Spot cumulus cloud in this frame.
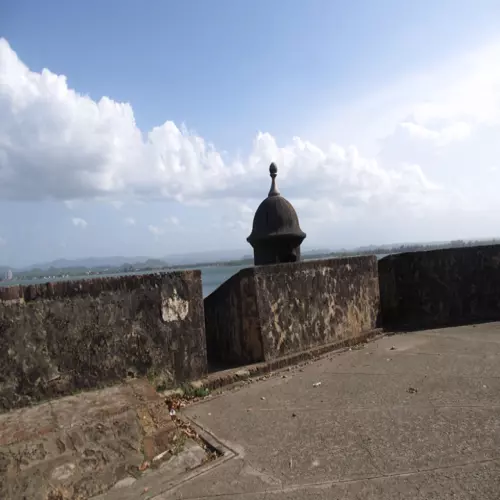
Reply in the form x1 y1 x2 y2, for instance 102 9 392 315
71 217 88 228
0 38 443 207
1 36 500 233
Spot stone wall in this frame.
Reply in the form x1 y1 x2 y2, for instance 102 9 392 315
0 271 206 412
205 256 380 366
378 244 500 330
204 268 262 367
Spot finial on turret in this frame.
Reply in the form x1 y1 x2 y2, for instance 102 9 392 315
268 162 280 197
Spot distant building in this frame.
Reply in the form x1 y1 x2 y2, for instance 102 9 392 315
4 269 13 281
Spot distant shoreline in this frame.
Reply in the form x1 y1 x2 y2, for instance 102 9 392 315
1 238 499 286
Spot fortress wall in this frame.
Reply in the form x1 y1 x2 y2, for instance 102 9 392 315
204 256 380 365
0 271 206 412
255 256 380 360
4 243 500 412
378 244 500 330
204 268 263 367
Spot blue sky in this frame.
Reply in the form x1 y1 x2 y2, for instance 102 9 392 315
1 0 500 266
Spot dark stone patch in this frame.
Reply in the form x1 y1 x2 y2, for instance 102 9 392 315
378 244 500 330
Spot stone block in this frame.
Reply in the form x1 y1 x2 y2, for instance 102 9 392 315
378 244 500 330
0 270 207 412
204 256 380 365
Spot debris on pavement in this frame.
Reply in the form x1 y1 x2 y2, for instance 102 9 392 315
164 386 210 414
313 382 322 388
235 369 250 379
164 396 222 461
351 343 366 351
138 461 150 472
176 419 198 439
390 346 396 350
153 450 169 463
260 396 266 401
407 387 418 394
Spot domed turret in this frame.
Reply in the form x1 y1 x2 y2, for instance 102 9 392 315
247 163 306 265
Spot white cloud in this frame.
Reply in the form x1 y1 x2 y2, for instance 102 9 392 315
0 38 443 209
124 217 136 226
71 217 88 228
148 225 164 236
165 216 180 226
398 121 472 146
1 36 500 240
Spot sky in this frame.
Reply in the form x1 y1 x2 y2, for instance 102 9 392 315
2 1 500 267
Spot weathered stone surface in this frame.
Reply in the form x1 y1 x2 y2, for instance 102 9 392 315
93 439 209 500
378 244 500 330
0 271 207 412
205 256 380 365
0 380 191 500
204 268 262 366
255 256 380 360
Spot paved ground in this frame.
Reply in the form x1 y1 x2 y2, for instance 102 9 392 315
159 323 500 499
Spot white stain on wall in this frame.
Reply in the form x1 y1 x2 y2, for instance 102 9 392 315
161 290 189 322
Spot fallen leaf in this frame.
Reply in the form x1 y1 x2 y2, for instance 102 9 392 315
138 461 150 472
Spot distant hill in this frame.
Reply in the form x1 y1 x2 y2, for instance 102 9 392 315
9 249 251 272
21 256 151 271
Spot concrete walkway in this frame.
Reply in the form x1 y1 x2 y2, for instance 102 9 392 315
159 323 500 499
